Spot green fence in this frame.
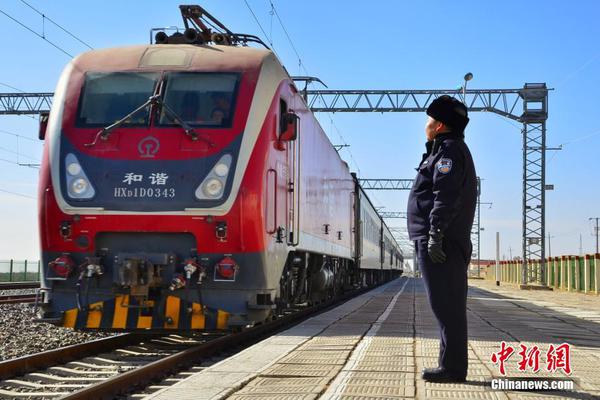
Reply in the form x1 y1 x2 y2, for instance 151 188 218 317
0 260 41 282
485 254 600 294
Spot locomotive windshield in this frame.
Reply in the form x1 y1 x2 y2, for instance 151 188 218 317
158 72 239 128
76 72 159 127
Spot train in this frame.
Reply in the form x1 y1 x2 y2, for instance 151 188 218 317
36 5 403 331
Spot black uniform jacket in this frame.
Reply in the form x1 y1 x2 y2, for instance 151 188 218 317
407 132 477 242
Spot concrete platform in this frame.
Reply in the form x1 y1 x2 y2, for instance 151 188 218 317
144 277 600 400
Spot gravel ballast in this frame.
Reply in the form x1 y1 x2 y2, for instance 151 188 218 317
0 302 114 361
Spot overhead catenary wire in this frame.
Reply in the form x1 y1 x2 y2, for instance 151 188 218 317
19 0 93 50
268 1 274 49
0 157 40 169
255 1 361 178
555 52 600 89
0 81 25 92
0 128 42 167
0 188 35 200
243 0 275 51
318 110 391 209
311 96 362 178
0 145 40 162
547 127 600 165
243 2 371 210
0 8 73 58
268 1 308 75
0 129 39 142
558 127 600 146
491 112 523 133
326 115 362 177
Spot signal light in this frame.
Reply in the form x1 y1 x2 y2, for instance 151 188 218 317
49 255 75 278
215 221 227 241
215 256 237 280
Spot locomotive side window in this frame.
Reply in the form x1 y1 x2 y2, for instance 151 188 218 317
158 72 239 128
77 72 159 127
279 99 287 133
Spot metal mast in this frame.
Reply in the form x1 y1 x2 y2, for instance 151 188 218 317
520 83 548 286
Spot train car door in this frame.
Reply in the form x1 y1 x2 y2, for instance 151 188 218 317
280 97 300 246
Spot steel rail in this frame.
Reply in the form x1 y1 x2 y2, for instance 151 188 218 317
0 293 37 304
0 333 147 380
0 281 40 290
62 280 390 400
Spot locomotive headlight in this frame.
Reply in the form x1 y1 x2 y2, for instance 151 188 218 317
65 153 95 199
71 178 89 194
203 178 223 197
195 154 233 200
214 162 229 177
67 162 82 176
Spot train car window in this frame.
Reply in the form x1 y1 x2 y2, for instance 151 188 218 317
76 72 159 127
279 99 287 133
158 72 239 128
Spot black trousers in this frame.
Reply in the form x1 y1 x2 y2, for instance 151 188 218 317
415 237 471 376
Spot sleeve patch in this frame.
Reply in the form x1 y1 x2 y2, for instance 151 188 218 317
436 158 453 174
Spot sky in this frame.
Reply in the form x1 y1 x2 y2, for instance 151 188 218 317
0 0 599 261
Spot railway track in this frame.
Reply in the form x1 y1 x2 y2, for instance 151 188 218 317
0 281 40 290
0 293 37 304
0 332 224 399
0 282 40 303
0 281 382 399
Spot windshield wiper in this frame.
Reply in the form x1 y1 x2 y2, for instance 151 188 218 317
84 95 158 147
84 94 215 148
158 100 215 147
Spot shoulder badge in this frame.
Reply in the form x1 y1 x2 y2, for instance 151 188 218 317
436 158 452 174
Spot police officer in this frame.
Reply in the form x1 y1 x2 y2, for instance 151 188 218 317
407 95 477 383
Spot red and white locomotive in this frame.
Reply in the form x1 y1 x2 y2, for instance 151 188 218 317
37 5 403 331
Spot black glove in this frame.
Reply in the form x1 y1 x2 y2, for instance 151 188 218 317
428 229 446 263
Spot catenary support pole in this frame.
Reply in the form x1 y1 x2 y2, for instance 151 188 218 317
496 232 500 286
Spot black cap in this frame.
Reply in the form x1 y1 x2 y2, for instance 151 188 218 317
426 95 469 132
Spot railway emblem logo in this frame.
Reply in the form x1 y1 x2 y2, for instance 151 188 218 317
437 158 452 174
138 136 160 158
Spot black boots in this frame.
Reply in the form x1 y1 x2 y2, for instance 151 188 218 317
421 367 467 383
